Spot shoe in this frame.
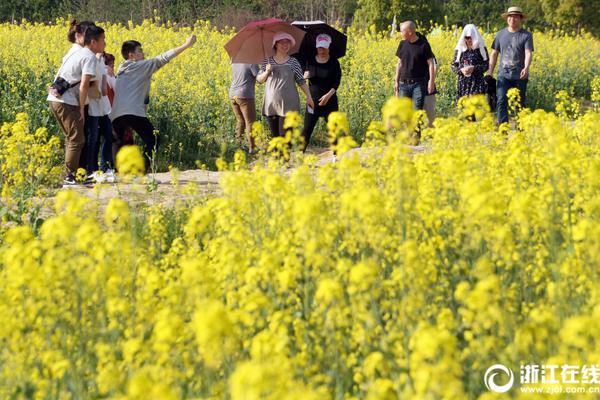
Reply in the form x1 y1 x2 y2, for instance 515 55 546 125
83 173 96 186
63 174 77 186
104 169 116 183
91 171 107 184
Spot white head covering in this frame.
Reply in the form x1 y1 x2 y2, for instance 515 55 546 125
455 24 487 63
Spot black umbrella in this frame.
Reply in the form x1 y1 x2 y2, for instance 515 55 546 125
291 20 347 67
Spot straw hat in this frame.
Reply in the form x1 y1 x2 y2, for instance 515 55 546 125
502 6 528 19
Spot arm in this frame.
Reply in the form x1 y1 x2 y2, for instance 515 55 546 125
487 49 499 76
101 74 108 96
147 35 197 74
299 82 314 109
256 63 271 84
394 58 402 96
79 74 93 120
427 58 435 94
451 50 463 75
319 61 341 106
172 34 197 57
520 49 533 79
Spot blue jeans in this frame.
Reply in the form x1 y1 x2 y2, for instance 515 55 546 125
399 80 427 110
85 115 114 174
496 77 528 124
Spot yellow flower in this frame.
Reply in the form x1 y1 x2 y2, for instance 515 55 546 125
116 145 145 176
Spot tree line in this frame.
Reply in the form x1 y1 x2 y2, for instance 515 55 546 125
2 0 599 36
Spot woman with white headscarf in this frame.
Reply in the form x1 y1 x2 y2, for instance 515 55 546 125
451 24 489 100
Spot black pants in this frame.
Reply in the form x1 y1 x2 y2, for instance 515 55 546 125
302 110 336 152
266 116 285 137
112 115 160 171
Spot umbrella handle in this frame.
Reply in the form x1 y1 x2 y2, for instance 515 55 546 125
261 28 270 65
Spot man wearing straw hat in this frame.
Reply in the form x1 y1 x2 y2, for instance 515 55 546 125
487 6 533 124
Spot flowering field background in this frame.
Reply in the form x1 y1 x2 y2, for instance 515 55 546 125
0 19 599 169
1 18 600 400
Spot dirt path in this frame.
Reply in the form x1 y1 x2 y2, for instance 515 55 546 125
59 145 425 210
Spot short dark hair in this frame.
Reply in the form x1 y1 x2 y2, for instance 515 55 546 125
103 52 115 65
67 20 95 43
84 25 105 45
121 40 142 60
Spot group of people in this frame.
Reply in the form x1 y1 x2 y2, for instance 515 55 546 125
231 6 533 155
230 32 342 155
49 7 532 184
395 6 533 126
48 20 196 185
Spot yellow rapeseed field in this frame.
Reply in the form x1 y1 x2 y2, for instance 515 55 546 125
0 19 598 168
1 18 600 400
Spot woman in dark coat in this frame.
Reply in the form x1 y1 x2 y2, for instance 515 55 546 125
451 24 489 101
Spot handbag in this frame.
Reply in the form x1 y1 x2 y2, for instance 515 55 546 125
48 49 82 98
49 77 81 97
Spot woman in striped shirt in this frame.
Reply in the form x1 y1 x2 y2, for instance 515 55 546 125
257 32 314 137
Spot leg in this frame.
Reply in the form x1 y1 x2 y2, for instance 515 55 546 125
266 116 280 137
128 116 159 172
230 98 245 141
516 79 528 109
496 77 510 124
111 116 130 171
412 82 426 110
85 116 100 174
277 116 285 138
301 111 320 152
50 102 85 176
237 98 256 151
424 94 436 127
398 83 414 99
79 106 90 172
99 115 114 171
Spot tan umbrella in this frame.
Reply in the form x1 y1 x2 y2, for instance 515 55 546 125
224 18 306 64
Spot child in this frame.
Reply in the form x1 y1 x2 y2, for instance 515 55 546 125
48 25 105 185
110 34 197 171
86 52 115 181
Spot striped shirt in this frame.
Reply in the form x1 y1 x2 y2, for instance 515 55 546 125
261 56 305 85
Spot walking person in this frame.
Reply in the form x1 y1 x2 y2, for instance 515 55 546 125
451 24 490 101
256 32 314 137
301 34 342 152
394 20 436 110
229 63 259 153
110 34 197 172
487 6 533 124
48 25 104 185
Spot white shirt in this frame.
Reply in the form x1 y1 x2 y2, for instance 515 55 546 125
88 62 112 117
48 46 98 107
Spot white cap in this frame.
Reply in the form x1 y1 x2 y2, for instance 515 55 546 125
316 34 332 49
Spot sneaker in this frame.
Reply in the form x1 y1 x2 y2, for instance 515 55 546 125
104 169 116 183
63 174 76 186
91 171 107 184
82 173 96 186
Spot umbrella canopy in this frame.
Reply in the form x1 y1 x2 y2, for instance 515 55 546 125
291 21 348 66
224 18 306 64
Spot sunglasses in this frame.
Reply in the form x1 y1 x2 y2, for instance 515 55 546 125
465 36 472 40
